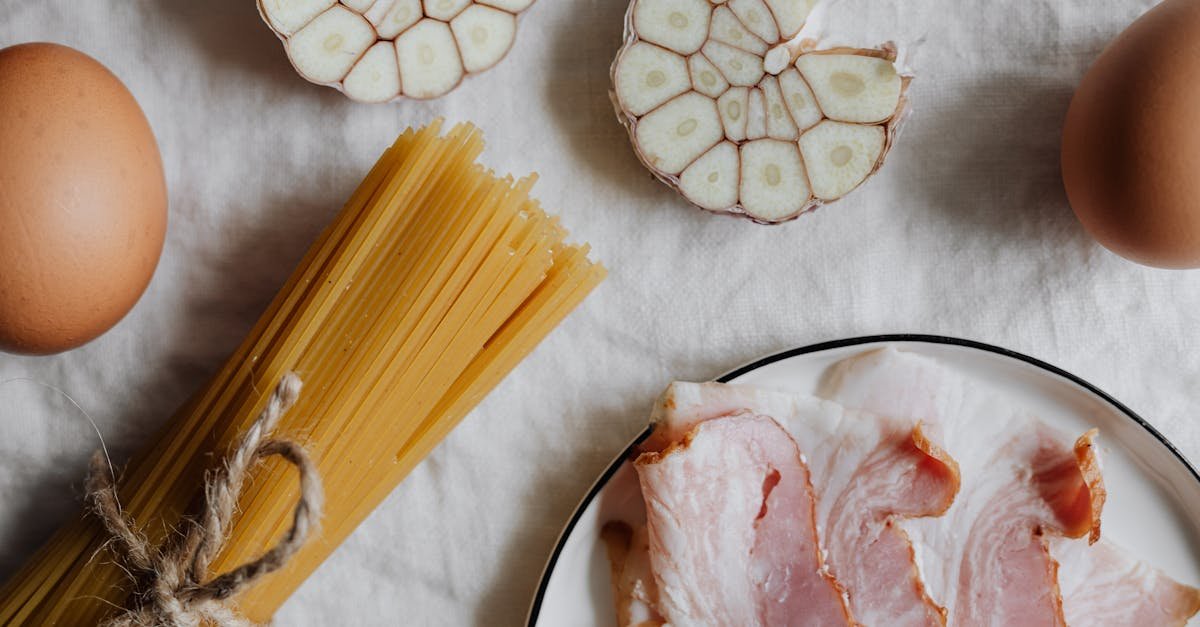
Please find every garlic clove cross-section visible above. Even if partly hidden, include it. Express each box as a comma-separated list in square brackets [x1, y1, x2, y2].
[611, 0, 909, 224]
[258, 0, 535, 102]
[635, 92, 725, 175]
[680, 141, 740, 210]
[395, 19, 464, 98]
[800, 120, 885, 201]
[286, 6, 377, 84]
[343, 40, 403, 102]
[795, 52, 903, 124]
[614, 43, 692, 116]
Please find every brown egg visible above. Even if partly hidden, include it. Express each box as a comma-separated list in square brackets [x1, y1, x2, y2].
[1062, 0, 1200, 268]
[0, 43, 166, 354]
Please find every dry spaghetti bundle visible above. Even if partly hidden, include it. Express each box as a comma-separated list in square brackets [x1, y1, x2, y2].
[0, 121, 604, 624]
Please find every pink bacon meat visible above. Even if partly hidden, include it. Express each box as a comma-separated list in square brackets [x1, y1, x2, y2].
[635, 413, 852, 626]
[826, 347, 1198, 626]
[644, 382, 961, 626]
[1056, 534, 1200, 625]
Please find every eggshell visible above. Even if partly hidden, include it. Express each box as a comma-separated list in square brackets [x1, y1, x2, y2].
[0, 43, 167, 354]
[1062, 0, 1200, 269]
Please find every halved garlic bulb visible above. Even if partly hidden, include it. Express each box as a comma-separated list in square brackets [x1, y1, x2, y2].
[258, 0, 533, 103]
[611, 0, 908, 224]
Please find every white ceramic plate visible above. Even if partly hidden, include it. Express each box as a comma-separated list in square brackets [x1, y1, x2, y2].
[526, 335, 1200, 626]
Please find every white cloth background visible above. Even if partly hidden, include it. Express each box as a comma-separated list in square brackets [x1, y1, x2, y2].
[0, 0, 1195, 625]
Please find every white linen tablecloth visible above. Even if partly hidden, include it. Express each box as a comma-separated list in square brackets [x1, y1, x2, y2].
[0, 0, 1195, 624]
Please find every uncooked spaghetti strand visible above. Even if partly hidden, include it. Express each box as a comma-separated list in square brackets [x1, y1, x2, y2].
[209, 128, 509, 569]
[237, 180, 566, 611]
[226, 152, 505, 555]
[281, 180, 557, 524]
[338, 247, 601, 547]
[312, 211, 560, 528]
[132, 120, 463, 516]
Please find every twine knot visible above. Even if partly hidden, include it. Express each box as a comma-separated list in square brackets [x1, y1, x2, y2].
[85, 373, 323, 627]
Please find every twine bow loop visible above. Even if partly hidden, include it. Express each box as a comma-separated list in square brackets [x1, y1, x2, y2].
[85, 373, 322, 627]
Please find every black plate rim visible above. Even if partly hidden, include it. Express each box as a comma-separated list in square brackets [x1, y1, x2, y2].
[524, 333, 1200, 625]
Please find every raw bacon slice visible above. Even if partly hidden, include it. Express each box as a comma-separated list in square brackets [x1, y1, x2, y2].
[825, 347, 1199, 626]
[1055, 535, 1200, 626]
[797, 418, 957, 627]
[648, 382, 960, 626]
[634, 413, 852, 626]
[825, 348, 1096, 625]
[933, 423, 1097, 626]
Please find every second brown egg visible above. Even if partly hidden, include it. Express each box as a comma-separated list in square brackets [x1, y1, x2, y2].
[1062, 0, 1200, 269]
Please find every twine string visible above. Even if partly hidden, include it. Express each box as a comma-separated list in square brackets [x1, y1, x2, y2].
[85, 373, 322, 627]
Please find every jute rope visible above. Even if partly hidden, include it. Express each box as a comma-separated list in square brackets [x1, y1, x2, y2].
[85, 373, 323, 627]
